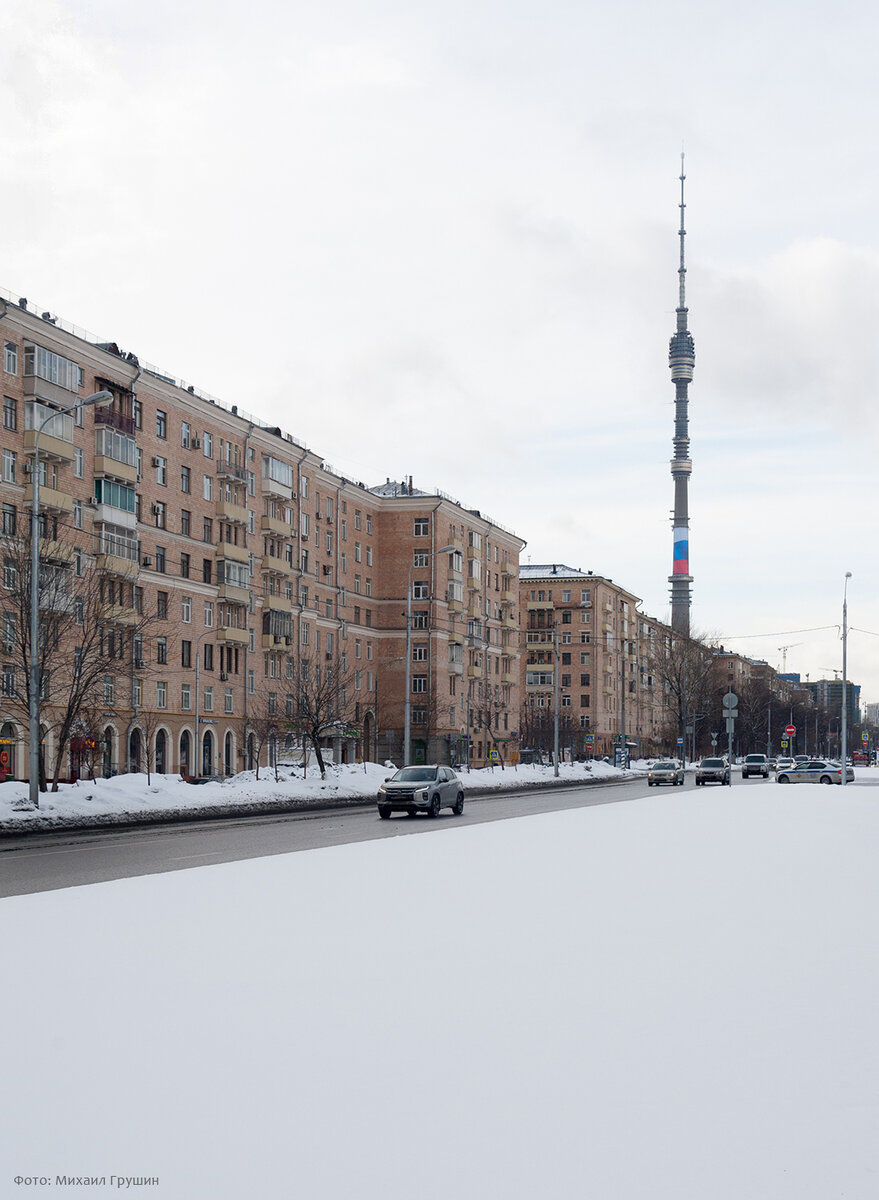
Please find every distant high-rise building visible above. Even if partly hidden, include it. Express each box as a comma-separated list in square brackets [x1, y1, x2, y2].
[667, 155, 695, 636]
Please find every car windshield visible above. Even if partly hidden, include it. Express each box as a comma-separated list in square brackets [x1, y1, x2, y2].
[392, 767, 439, 782]
[701, 758, 724, 767]
[745, 755, 764, 762]
[654, 762, 677, 770]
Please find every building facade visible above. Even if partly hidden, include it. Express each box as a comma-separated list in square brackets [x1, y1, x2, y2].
[518, 565, 669, 759]
[0, 292, 522, 781]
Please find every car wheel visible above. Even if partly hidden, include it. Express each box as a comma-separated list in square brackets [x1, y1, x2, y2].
[820, 776, 833, 785]
[453, 792, 464, 815]
[378, 805, 391, 820]
[428, 794, 440, 818]
[778, 775, 790, 784]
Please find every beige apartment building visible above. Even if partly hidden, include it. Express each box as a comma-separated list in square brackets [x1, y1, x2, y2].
[519, 565, 670, 759]
[0, 292, 522, 781]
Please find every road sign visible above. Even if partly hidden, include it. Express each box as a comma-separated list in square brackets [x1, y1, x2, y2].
[676, 737, 684, 746]
[585, 735, 594, 745]
[723, 692, 738, 708]
[862, 732, 869, 743]
[489, 749, 499, 761]
[785, 724, 796, 736]
[781, 738, 788, 748]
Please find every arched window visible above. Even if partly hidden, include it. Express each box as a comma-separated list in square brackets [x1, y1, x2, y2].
[156, 729, 167, 774]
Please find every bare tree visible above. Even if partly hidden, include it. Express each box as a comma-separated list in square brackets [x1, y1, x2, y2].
[288, 656, 358, 780]
[242, 684, 284, 780]
[0, 518, 158, 791]
[652, 629, 717, 758]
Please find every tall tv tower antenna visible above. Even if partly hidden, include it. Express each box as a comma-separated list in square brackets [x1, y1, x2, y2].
[668, 153, 695, 636]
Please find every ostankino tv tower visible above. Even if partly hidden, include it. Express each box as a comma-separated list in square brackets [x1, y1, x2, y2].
[668, 154, 695, 636]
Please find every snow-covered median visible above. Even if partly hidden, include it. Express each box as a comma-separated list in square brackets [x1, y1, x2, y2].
[0, 757, 632, 831]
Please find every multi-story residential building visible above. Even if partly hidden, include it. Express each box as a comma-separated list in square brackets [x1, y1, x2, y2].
[0, 292, 522, 781]
[518, 565, 668, 759]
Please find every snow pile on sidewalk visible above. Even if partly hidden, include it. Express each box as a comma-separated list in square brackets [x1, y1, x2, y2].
[0, 756, 631, 830]
[1, 785, 877, 1198]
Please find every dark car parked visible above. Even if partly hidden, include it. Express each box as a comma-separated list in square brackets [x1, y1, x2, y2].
[695, 757, 730, 786]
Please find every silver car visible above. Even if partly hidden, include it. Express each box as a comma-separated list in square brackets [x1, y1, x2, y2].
[775, 759, 855, 785]
[647, 760, 684, 786]
[377, 765, 465, 819]
[742, 753, 770, 779]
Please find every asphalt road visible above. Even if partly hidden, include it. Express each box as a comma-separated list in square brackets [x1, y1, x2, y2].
[0, 774, 671, 898]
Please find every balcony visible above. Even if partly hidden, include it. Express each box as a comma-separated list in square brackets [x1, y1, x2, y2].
[104, 604, 138, 626]
[24, 484, 73, 514]
[261, 514, 290, 537]
[448, 660, 464, 676]
[501, 672, 517, 685]
[263, 593, 291, 612]
[94, 454, 137, 485]
[93, 406, 136, 435]
[215, 499, 249, 525]
[216, 539, 249, 564]
[216, 460, 248, 483]
[261, 474, 293, 501]
[467, 664, 484, 679]
[96, 552, 139, 579]
[447, 597, 464, 613]
[260, 553, 288, 576]
[39, 540, 76, 564]
[218, 582, 250, 606]
[527, 599, 554, 610]
[261, 632, 293, 650]
[217, 625, 250, 646]
[501, 589, 516, 604]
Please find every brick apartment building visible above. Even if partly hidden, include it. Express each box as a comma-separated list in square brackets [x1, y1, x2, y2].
[0, 291, 522, 781]
[519, 564, 669, 759]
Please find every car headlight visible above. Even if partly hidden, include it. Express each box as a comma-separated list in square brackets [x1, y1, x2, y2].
[378, 785, 387, 796]
[414, 787, 428, 800]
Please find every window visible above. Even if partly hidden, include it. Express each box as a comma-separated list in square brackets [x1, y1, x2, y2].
[413, 550, 429, 567]
[181, 595, 192, 623]
[355, 542, 362, 563]
[181, 421, 191, 448]
[203, 686, 214, 713]
[155, 546, 166, 572]
[73, 500, 83, 530]
[414, 518, 429, 536]
[412, 644, 428, 661]
[23, 343, 79, 391]
[156, 681, 167, 709]
[156, 637, 168, 665]
[72, 446, 84, 479]
[181, 465, 190, 493]
[203, 431, 213, 458]
[204, 602, 214, 628]
[103, 676, 115, 704]
[3, 396, 16, 430]
[153, 501, 166, 529]
[1, 505, 15, 536]
[4, 343, 17, 374]
[181, 553, 190, 580]
[181, 641, 192, 668]
[1, 449, 15, 484]
[181, 683, 192, 711]
[225, 689, 234, 714]
[181, 509, 191, 537]
[156, 409, 167, 439]
[412, 581, 429, 599]
[412, 675, 428, 693]
[203, 517, 213, 543]
[412, 611, 428, 629]
[157, 591, 168, 619]
[203, 475, 213, 501]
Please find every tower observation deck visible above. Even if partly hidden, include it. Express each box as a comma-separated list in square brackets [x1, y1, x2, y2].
[668, 155, 695, 636]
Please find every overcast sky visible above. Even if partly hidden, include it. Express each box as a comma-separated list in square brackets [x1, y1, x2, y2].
[2, 0, 877, 704]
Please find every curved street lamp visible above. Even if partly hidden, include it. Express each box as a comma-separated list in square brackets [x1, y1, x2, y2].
[841, 571, 852, 788]
[28, 390, 114, 808]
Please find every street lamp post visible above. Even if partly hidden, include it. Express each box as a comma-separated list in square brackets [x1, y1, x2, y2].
[403, 544, 454, 767]
[553, 619, 560, 777]
[841, 571, 852, 788]
[28, 390, 113, 808]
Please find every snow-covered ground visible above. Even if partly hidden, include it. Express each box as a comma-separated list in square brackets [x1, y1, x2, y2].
[0, 757, 629, 831]
[1, 774, 877, 1198]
